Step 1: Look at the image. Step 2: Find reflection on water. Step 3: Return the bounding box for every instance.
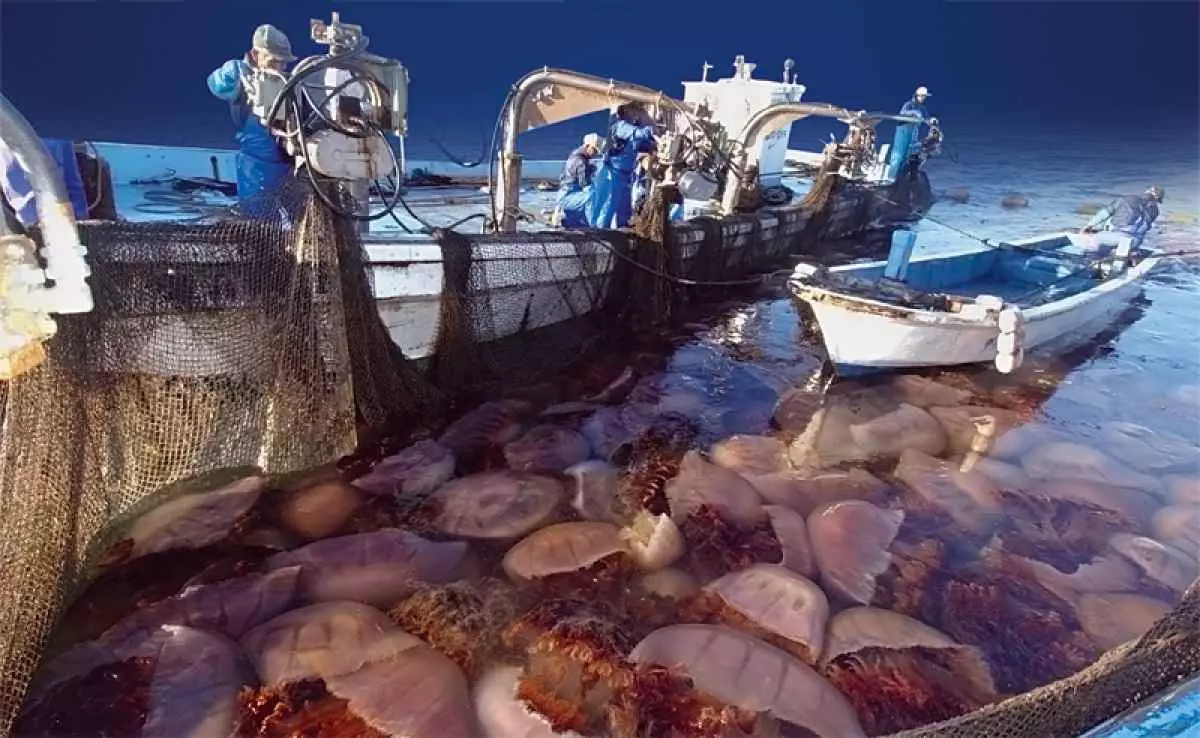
[13,131,1200,736]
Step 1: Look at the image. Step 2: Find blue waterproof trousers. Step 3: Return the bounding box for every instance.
[588,163,634,229]
[886,123,918,181]
[556,184,591,227]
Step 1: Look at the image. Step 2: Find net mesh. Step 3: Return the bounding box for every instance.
[0,174,1196,738]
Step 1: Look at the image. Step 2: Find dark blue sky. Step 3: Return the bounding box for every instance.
[1,0,1197,152]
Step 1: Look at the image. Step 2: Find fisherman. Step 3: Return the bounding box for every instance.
[0,138,89,235]
[588,102,657,229]
[886,86,932,181]
[207,24,298,216]
[1080,186,1164,249]
[553,133,603,227]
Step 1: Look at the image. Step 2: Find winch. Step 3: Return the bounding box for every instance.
[242,12,410,226]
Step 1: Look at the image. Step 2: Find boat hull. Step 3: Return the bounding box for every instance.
[796,255,1159,375]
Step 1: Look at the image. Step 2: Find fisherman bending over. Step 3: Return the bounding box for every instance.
[553,133,603,227]
[207,24,298,216]
[1081,186,1164,249]
[589,103,657,229]
[886,86,931,181]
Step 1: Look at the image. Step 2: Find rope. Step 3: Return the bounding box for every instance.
[580,232,766,288]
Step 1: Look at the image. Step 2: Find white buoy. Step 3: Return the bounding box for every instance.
[996,331,1023,356]
[998,307,1024,334]
[995,348,1024,374]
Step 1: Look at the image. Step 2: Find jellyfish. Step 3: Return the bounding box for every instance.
[502,521,629,584]
[709,435,791,477]
[18,625,251,738]
[503,425,592,474]
[820,607,998,735]
[431,471,562,540]
[238,601,473,737]
[264,529,469,608]
[629,624,865,737]
[683,564,830,664]
[808,500,904,605]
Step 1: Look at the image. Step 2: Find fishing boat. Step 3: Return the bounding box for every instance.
[1,12,941,376]
[787,228,1161,375]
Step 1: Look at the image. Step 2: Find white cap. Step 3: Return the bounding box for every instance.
[915,86,931,97]
[252,24,297,62]
[582,133,604,150]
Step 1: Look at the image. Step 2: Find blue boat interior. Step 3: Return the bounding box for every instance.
[845,236,1107,307]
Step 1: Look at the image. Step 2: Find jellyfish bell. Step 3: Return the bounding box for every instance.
[807,500,904,605]
[264,529,469,608]
[238,601,474,737]
[820,607,998,735]
[689,564,830,664]
[438,400,530,460]
[894,449,1001,532]
[1108,533,1199,594]
[709,434,790,477]
[1151,505,1200,561]
[352,439,456,499]
[848,403,948,459]
[431,470,562,540]
[1099,421,1200,473]
[18,625,251,738]
[114,474,266,564]
[278,478,365,542]
[1022,441,1162,495]
[629,624,866,738]
[502,521,628,583]
[665,450,766,526]
[1077,592,1173,650]
[744,468,890,516]
[763,504,816,577]
[503,425,591,474]
[888,375,972,408]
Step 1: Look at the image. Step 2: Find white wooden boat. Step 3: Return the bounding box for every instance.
[787,230,1160,375]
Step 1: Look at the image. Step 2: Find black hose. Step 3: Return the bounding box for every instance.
[429,136,486,168]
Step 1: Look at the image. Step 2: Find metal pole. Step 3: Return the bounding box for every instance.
[495,68,681,233]
[719,101,854,216]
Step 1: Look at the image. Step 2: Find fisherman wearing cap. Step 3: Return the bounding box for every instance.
[552,133,603,227]
[207,25,298,215]
[885,86,933,181]
[1081,186,1165,249]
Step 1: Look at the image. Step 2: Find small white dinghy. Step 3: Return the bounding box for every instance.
[788,229,1161,375]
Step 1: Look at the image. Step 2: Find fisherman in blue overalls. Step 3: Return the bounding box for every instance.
[1081,186,1165,249]
[886,86,931,181]
[207,25,297,217]
[553,133,603,227]
[588,103,657,229]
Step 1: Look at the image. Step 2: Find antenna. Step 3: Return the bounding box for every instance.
[701,61,713,82]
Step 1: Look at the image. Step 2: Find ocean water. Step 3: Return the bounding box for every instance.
[14,125,1200,737]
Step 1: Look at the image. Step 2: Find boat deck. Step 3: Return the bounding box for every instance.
[95,139,829,239]
[110,176,821,239]
[111,182,564,236]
